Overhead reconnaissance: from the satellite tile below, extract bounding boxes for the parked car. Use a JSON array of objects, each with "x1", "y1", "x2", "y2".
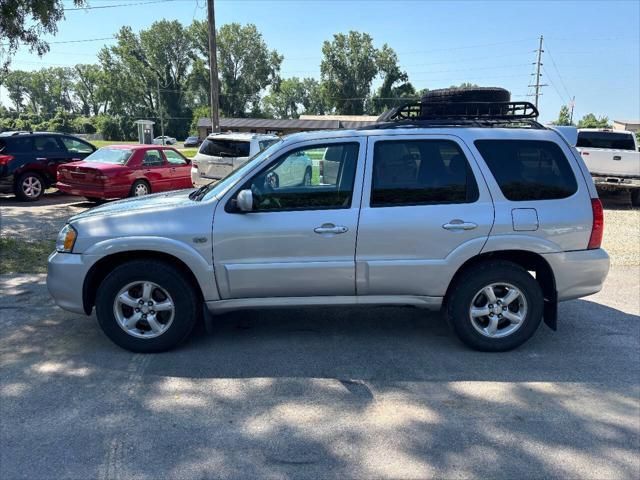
[
  {"x1": 153, "y1": 135, "x2": 177, "y2": 145},
  {"x1": 575, "y1": 128, "x2": 640, "y2": 206},
  {"x1": 56, "y1": 145, "x2": 192, "y2": 202},
  {"x1": 48, "y1": 89, "x2": 609, "y2": 354},
  {"x1": 0, "y1": 132, "x2": 96, "y2": 201},
  {"x1": 183, "y1": 136, "x2": 202, "y2": 148},
  {"x1": 191, "y1": 133, "x2": 279, "y2": 186}
]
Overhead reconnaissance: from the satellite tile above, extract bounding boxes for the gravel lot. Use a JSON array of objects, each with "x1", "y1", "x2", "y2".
[{"x1": 0, "y1": 188, "x2": 639, "y2": 479}]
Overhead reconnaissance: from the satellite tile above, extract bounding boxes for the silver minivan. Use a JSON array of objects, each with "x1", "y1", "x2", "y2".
[{"x1": 48, "y1": 94, "x2": 609, "y2": 353}]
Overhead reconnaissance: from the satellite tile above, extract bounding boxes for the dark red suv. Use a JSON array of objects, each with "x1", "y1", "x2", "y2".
[{"x1": 0, "y1": 132, "x2": 96, "y2": 201}]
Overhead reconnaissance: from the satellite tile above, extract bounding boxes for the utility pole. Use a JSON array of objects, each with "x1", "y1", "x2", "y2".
[
  {"x1": 156, "y1": 76, "x2": 165, "y2": 145},
  {"x1": 207, "y1": 0, "x2": 220, "y2": 134},
  {"x1": 528, "y1": 35, "x2": 548, "y2": 113}
]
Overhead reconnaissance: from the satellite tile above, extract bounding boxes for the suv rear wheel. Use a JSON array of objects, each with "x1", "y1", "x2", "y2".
[
  {"x1": 15, "y1": 171, "x2": 45, "y2": 201},
  {"x1": 631, "y1": 189, "x2": 640, "y2": 207},
  {"x1": 446, "y1": 261, "x2": 543, "y2": 351},
  {"x1": 95, "y1": 260, "x2": 199, "y2": 352}
]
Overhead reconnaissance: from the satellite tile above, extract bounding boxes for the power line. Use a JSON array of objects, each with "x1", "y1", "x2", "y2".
[
  {"x1": 544, "y1": 41, "x2": 572, "y2": 102},
  {"x1": 64, "y1": 0, "x2": 176, "y2": 11}
]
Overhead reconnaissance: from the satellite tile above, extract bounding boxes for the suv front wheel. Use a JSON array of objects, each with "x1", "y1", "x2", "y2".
[
  {"x1": 95, "y1": 260, "x2": 199, "y2": 352},
  {"x1": 446, "y1": 261, "x2": 543, "y2": 351}
]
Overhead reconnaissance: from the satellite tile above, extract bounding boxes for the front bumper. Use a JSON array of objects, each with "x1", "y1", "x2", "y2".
[
  {"x1": 542, "y1": 248, "x2": 610, "y2": 301},
  {"x1": 47, "y1": 251, "x2": 95, "y2": 315}
]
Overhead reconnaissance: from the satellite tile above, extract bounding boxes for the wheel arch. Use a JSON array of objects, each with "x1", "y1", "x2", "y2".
[
  {"x1": 444, "y1": 249, "x2": 558, "y2": 330},
  {"x1": 83, "y1": 250, "x2": 205, "y2": 315}
]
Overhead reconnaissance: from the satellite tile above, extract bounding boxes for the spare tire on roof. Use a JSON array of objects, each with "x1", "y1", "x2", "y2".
[{"x1": 421, "y1": 87, "x2": 510, "y2": 103}]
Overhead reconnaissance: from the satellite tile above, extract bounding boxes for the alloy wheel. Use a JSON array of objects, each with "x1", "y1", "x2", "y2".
[
  {"x1": 113, "y1": 281, "x2": 175, "y2": 339},
  {"x1": 469, "y1": 283, "x2": 527, "y2": 338}
]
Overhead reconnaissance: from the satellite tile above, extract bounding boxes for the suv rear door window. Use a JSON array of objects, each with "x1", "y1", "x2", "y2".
[
  {"x1": 371, "y1": 139, "x2": 479, "y2": 207},
  {"x1": 34, "y1": 136, "x2": 64, "y2": 153},
  {"x1": 475, "y1": 140, "x2": 577, "y2": 201},
  {"x1": 200, "y1": 138, "x2": 250, "y2": 157},
  {"x1": 576, "y1": 131, "x2": 636, "y2": 150}
]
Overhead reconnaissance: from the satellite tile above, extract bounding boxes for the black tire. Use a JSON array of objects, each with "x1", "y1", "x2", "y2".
[
  {"x1": 130, "y1": 179, "x2": 151, "y2": 197},
  {"x1": 95, "y1": 260, "x2": 199, "y2": 353},
  {"x1": 421, "y1": 87, "x2": 511, "y2": 104},
  {"x1": 631, "y1": 190, "x2": 640, "y2": 207},
  {"x1": 14, "y1": 171, "x2": 46, "y2": 201},
  {"x1": 445, "y1": 260, "x2": 543, "y2": 352}
]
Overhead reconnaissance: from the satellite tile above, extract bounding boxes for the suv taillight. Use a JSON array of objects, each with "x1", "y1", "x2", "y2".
[
  {"x1": 0, "y1": 154, "x2": 14, "y2": 165},
  {"x1": 588, "y1": 198, "x2": 604, "y2": 250}
]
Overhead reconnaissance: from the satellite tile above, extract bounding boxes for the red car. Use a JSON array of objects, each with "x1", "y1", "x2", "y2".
[{"x1": 56, "y1": 145, "x2": 193, "y2": 201}]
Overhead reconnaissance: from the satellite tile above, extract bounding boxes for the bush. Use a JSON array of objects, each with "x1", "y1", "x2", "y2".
[
  {"x1": 72, "y1": 116, "x2": 97, "y2": 134},
  {"x1": 96, "y1": 115, "x2": 124, "y2": 140}
]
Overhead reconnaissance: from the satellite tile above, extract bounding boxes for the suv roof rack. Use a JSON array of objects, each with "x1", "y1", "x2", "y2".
[{"x1": 370, "y1": 100, "x2": 544, "y2": 130}]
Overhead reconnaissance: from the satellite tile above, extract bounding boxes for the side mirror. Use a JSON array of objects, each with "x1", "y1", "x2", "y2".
[{"x1": 236, "y1": 189, "x2": 253, "y2": 212}]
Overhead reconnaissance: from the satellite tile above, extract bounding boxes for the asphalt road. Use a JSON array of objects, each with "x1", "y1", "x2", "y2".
[{"x1": 1, "y1": 266, "x2": 638, "y2": 479}]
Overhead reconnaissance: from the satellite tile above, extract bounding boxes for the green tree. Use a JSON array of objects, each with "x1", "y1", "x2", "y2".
[
  {"x1": 370, "y1": 44, "x2": 415, "y2": 114},
  {"x1": 263, "y1": 77, "x2": 306, "y2": 118},
  {"x1": 0, "y1": 1, "x2": 86, "y2": 70},
  {"x1": 301, "y1": 78, "x2": 330, "y2": 115},
  {"x1": 577, "y1": 113, "x2": 610, "y2": 129},
  {"x1": 3, "y1": 70, "x2": 31, "y2": 113},
  {"x1": 553, "y1": 105, "x2": 573, "y2": 126},
  {"x1": 190, "y1": 21, "x2": 283, "y2": 117},
  {"x1": 74, "y1": 64, "x2": 106, "y2": 116},
  {"x1": 103, "y1": 21, "x2": 194, "y2": 137},
  {"x1": 320, "y1": 31, "x2": 379, "y2": 115}
]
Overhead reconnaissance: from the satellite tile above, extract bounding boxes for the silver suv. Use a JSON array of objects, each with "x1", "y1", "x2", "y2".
[{"x1": 47, "y1": 97, "x2": 610, "y2": 353}]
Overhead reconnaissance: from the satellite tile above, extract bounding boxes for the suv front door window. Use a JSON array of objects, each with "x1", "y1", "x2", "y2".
[{"x1": 212, "y1": 140, "x2": 364, "y2": 299}]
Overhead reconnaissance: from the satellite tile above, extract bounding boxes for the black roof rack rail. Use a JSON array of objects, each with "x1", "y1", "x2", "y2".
[
  {"x1": 363, "y1": 117, "x2": 545, "y2": 130},
  {"x1": 372, "y1": 100, "x2": 543, "y2": 129}
]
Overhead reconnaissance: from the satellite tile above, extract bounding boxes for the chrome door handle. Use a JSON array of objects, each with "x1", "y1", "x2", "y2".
[
  {"x1": 443, "y1": 220, "x2": 478, "y2": 231},
  {"x1": 36, "y1": 157, "x2": 47, "y2": 161},
  {"x1": 314, "y1": 223, "x2": 348, "y2": 234}
]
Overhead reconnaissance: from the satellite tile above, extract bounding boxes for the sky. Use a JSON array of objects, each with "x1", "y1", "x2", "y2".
[{"x1": 2, "y1": 0, "x2": 639, "y2": 124}]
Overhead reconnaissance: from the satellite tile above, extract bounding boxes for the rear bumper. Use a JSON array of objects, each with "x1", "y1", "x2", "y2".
[
  {"x1": 592, "y1": 176, "x2": 640, "y2": 189},
  {"x1": 542, "y1": 248, "x2": 610, "y2": 301},
  {"x1": 56, "y1": 181, "x2": 128, "y2": 199},
  {"x1": 47, "y1": 251, "x2": 95, "y2": 315}
]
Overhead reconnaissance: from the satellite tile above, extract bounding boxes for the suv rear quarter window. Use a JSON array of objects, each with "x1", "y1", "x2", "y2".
[{"x1": 474, "y1": 140, "x2": 578, "y2": 201}]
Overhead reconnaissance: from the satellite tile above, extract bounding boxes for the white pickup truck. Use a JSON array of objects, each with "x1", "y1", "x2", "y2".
[{"x1": 575, "y1": 129, "x2": 640, "y2": 206}]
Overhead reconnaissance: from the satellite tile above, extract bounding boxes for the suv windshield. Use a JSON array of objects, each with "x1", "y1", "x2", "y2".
[
  {"x1": 577, "y1": 131, "x2": 636, "y2": 150},
  {"x1": 84, "y1": 148, "x2": 133, "y2": 165},
  {"x1": 199, "y1": 138, "x2": 251, "y2": 157}
]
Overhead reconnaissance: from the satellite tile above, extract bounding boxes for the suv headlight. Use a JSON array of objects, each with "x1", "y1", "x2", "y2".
[{"x1": 56, "y1": 224, "x2": 77, "y2": 253}]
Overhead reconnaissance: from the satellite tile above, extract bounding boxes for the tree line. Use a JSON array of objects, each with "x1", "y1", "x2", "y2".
[{"x1": 0, "y1": 22, "x2": 421, "y2": 140}]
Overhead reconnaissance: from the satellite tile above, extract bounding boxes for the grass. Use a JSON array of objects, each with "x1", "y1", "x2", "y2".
[
  {"x1": 0, "y1": 238, "x2": 56, "y2": 274},
  {"x1": 89, "y1": 140, "x2": 198, "y2": 158}
]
